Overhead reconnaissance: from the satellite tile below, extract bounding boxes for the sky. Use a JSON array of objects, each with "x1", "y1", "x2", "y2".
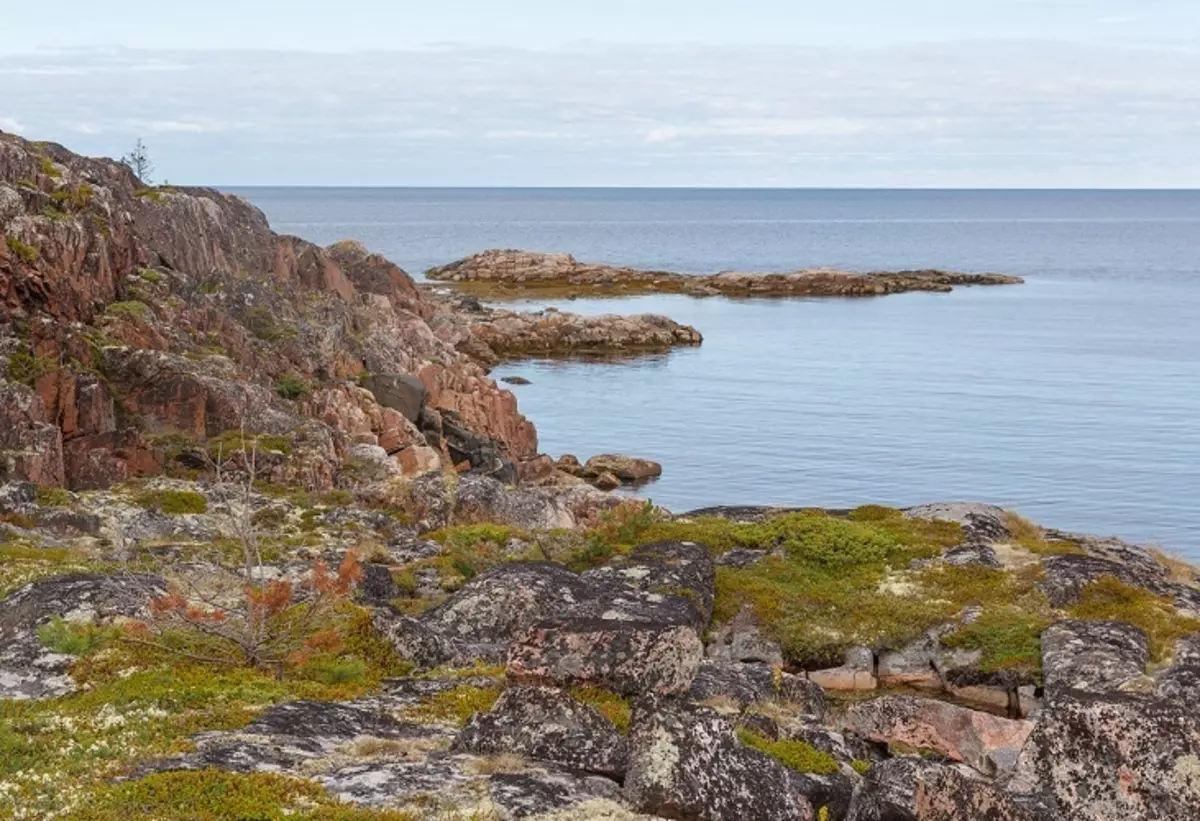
[{"x1": 2, "y1": 1, "x2": 1198, "y2": 186}]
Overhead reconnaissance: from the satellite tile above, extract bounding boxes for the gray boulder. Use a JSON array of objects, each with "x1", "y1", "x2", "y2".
[
  {"x1": 453, "y1": 685, "x2": 629, "y2": 778},
  {"x1": 904, "y1": 502, "x2": 1010, "y2": 543},
  {"x1": 1041, "y1": 620, "x2": 1150, "y2": 696},
  {"x1": 624, "y1": 695, "x2": 815, "y2": 821}
]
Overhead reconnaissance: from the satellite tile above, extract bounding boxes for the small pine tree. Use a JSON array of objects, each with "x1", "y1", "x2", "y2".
[{"x1": 121, "y1": 138, "x2": 154, "y2": 184}]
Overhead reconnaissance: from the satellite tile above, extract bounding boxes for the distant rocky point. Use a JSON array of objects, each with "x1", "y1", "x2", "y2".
[{"x1": 426, "y1": 249, "x2": 1025, "y2": 300}]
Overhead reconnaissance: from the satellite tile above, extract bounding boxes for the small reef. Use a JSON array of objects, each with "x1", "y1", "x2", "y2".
[{"x1": 426, "y1": 249, "x2": 1025, "y2": 301}]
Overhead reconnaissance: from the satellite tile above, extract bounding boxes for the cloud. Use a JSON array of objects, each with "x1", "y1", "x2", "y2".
[
  {"x1": 0, "y1": 116, "x2": 25, "y2": 132},
  {"x1": 0, "y1": 42, "x2": 1197, "y2": 186}
]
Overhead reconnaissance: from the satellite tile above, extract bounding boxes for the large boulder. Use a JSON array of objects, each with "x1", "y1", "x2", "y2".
[
  {"x1": 418, "y1": 562, "x2": 593, "y2": 663},
  {"x1": 904, "y1": 502, "x2": 1009, "y2": 543},
  {"x1": 1157, "y1": 635, "x2": 1200, "y2": 705},
  {"x1": 359, "y1": 373, "x2": 426, "y2": 422},
  {"x1": 846, "y1": 757, "x2": 1054, "y2": 821},
  {"x1": 507, "y1": 617, "x2": 703, "y2": 696},
  {"x1": 1040, "y1": 620, "x2": 1150, "y2": 696},
  {"x1": 582, "y1": 455, "x2": 662, "y2": 483},
  {"x1": 453, "y1": 685, "x2": 629, "y2": 778},
  {"x1": 840, "y1": 695, "x2": 1034, "y2": 777},
  {"x1": 624, "y1": 695, "x2": 815, "y2": 821},
  {"x1": 579, "y1": 540, "x2": 716, "y2": 631}
]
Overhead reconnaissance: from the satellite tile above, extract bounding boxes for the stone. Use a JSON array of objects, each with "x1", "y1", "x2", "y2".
[
  {"x1": 582, "y1": 454, "x2": 662, "y2": 483},
  {"x1": 623, "y1": 695, "x2": 815, "y2": 821},
  {"x1": 706, "y1": 605, "x2": 784, "y2": 665},
  {"x1": 357, "y1": 562, "x2": 400, "y2": 606},
  {"x1": 904, "y1": 502, "x2": 1011, "y2": 543},
  {"x1": 373, "y1": 610, "x2": 461, "y2": 670},
  {"x1": 846, "y1": 757, "x2": 1054, "y2": 821},
  {"x1": 687, "y1": 660, "x2": 778, "y2": 708},
  {"x1": 940, "y1": 542, "x2": 1001, "y2": 568},
  {"x1": 0, "y1": 480, "x2": 37, "y2": 514},
  {"x1": 419, "y1": 562, "x2": 593, "y2": 663},
  {"x1": 507, "y1": 617, "x2": 703, "y2": 696},
  {"x1": 486, "y1": 770, "x2": 625, "y2": 819},
  {"x1": 810, "y1": 646, "x2": 878, "y2": 692},
  {"x1": 1009, "y1": 689, "x2": 1200, "y2": 821},
  {"x1": 453, "y1": 685, "x2": 629, "y2": 778},
  {"x1": 1040, "y1": 620, "x2": 1150, "y2": 696},
  {"x1": 579, "y1": 540, "x2": 716, "y2": 632},
  {"x1": 1039, "y1": 553, "x2": 1200, "y2": 613},
  {"x1": 501, "y1": 376, "x2": 532, "y2": 385},
  {"x1": 592, "y1": 472, "x2": 621, "y2": 491},
  {"x1": 359, "y1": 373, "x2": 427, "y2": 423},
  {"x1": 840, "y1": 695, "x2": 1034, "y2": 776},
  {"x1": 1157, "y1": 635, "x2": 1200, "y2": 705}
]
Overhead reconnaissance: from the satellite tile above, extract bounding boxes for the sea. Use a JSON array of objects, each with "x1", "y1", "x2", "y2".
[{"x1": 230, "y1": 188, "x2": 1200, "y2": 559}]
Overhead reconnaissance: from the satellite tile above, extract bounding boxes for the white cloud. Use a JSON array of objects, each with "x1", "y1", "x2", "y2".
[
  {"x1": 0, "y1": 116, "x2": 25, "y2": 132},
  {"x1": 0, "y1": 42, "x2": 1197, "y2": 186}
]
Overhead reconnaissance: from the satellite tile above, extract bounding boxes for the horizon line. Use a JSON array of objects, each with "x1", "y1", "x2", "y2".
[{"x1": 216, "y1": 185, "x2": 1200, "y2": 192}]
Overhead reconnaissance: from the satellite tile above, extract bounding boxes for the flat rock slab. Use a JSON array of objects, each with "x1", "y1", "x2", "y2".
[
  {"x1": 1041, "y1": 620, "x2": 1150, "y2": 697},
  {"x1": 841, "y1": 695, "x2": 1033, "y2": 777},
  {"x1": 508, "y1": 617, "x2": 703, "y2": 696},
  {"x1": 846, "y1": 757, "x2": 1055, "y2": 821},
  {"x1": 904, "y1": 502, "x2": 1010, "y2": 543}
]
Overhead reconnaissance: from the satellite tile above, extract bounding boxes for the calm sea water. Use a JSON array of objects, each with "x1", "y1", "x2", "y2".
[{"x1": 232, "y1": 188, "x2": 1200, "y2": 558}]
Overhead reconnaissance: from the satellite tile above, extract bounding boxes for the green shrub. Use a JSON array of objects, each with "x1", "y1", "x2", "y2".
[
  {"x1": 36, "y1": 486, "x2": 74, "y2": 508},
  {"x1": 5, "y1": 350, "x2": 54, "y2": 385},
  {"x1": 37, "y1": 616, "x2": 116, "y2": 656},
  {"x1": 737, "y1": 729, "x2": 840, "y2": 774},
  {"x1": 50, "y1": 182, "x2": 93, "y2": 210},
  {"x1": 942, "y1": 607, "x2": 1050, "y2": 677},
  {"x1": 6, "y1": 235, "x2": 39, "y2": 264},
  {"x1": 134, "y1": 489, "x2": 208, "y2": 515},
  {"x1": 37, "y1": 156, "x2": 62, "y2": 179},
  {"x1": 41, "y1": 205, "x2": 70, "y2": 221},
  {"x1": 275, "y1": 374, "x2": 311, "y2": 400},
  {"x1": 300, "y1": 658, "x2": 367, "y2": 685},
  {"x1": 245, "y1": 306, "x2": 297, "y2": 342}
]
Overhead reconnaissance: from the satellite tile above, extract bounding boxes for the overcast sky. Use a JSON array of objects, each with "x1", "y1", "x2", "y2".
[{"x1": 2, "y1": 1, "x2": 1198, "y2": 186}]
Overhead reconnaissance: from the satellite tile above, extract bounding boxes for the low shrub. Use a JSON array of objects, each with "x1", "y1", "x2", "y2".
[
  {"x1": 134, "y1": 489, "x2": 208, "y2": 515},
  {"x1": 1068, "y1": 575, "x2": 1200, "y2": 661},
  {"x1": 105, "y1": 300, "x2": 150, "y2": 321},
  {"x1": 407, "y1": 683, "x2": 503, "y2": 727},
  {"x1": 276, "y1": 374, "x2": 311, "y2": 400},
  {"x1": 6, "y1": 234, "x2": 39, "y2": 264},
  {"x1": 737, "y1": 729, "x2": 840, "y2": 774}
]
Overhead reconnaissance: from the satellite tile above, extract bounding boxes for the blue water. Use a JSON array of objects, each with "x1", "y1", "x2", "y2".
[{"x1": 233, "y1": 188, "x2": 1200, "y2": 558}]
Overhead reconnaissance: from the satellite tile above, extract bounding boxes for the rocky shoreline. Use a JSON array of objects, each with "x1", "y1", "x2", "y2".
[
  {"x1": 2, "y1": 131, "x2": 1197, "y2": 821},
  {"x1": 426, "y1": 249, "x2": 1025, "y2": 300}
]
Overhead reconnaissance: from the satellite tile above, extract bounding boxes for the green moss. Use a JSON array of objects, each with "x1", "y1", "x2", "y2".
[
  {"x1": 134, "y1": 187, "x2": 166, "y2": 203},
  {"x1": 943, "y1": 607, "x2": 1050, "y2": 677},
  {"x1": 692, "y1": 509, "x2": 976, "y2": 666},
  {"x1": 37, "y1": 486, "x2": 74, "y2": 508},
  {"x1": 65, "y1": 769, "x2": 419, "y2": 820},
  {"x1": 6, "y1": 234, "x2": 40, "y2": 264},
  {"x1": 50, "y1": 182, "x2": 93, "y2": 210},
  {"x1": 276, "y1": 374, "x2": 312, "y2": 400},
  {"x1": 319, "y1": 489, "x2": 355, "y2": 507},
  {"x1": 206, "y1": 430, "x2": 295, "y2": 459},
  {"x1": 134, "y1": 489, "x2": 208, "y2": 515},
  {"x1": 137, "y1": 267, "x2": 162, "y2": 283},
  {"x1": 571, "y1": 686, "x2": 632, "y2": 733},
  {"x1": 198, "y1": 280, "x2": 224, "y2": 294},
  {"x1": 105, "y1": 300, "x2": 150, "y2": 321},
  {"x1": 851, "y1": 759, "x2": 873, "y2": 775},
  {"x1": 245, "y1": 306, "x2": 298, "y2": 342},
  {"x1": 41, "y1": 205, "x2": 71, "y2": 221},
  {"x1": 737, "y1": 729, "x2": 840, "y2": 774},
  {"x1": 407, "y1": 683, "x2": 502, "y2": 727},
  {"x1": 1068, "y1": 575, "x2": 1200, "y2": 662}
]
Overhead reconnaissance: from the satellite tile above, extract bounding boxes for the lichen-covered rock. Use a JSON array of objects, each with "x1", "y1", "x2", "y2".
[
  {"x1": 1040, "y1": 553, "x2": 1200, "y2": 614},
  {"x1": 809, "y1": 646, "x2": 878, "y2": 692},
  {"x1": 0, "y1": 572, "x2": 161, "y2": 699},
  {"x1": 1157, "y1": 635, "x2": 1200, "y2": 705},
  {"x1": 840, "y1": 695, "x2": 1033, "y2": 776},
  {"x1": 579, "y1": 540, "x2": 716, "y2": 631},
  {"x1": 507, "y1": 617, "x2": 703, "y2": 696},
  {"x1": 487, "y1": 770, "x2": 625, "y2": 819},
  {"x1": 453, "y1": 685, "x2": 629, "y2": 778},
  {"x1": 420, "y1": 562, "x2": 593, "y2": 662},
  {"x1": 904, "y1": 502, "x2": 1010, "y2": 543},
  {"x1": 687, "y1": 661, "x2": 779, "y2": 708},
  {"x1": 1040, "y1": 620, "x2": 1150, "y2": 696},
  {"x1": 846, "y1": 757, "x2": 1054, "y2": 821},
  {"x1": 877, "y1": 627, "x2": 983, "y2": 691},
  {"x1": 624, "y1": 695, "x2": 814, "y2": 821},
  {"x1": 373, "y1": 610, "x2": 461, "y2": 670},
  {"x1": 1009, "y1": 689, "x2": 1200, "y2": 821}
]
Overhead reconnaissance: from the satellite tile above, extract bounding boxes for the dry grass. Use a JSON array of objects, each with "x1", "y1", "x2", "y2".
[
  {"x1": 1004, "y1": 512, "x2": 1085, "y2": 555},
  {"x1": 1149, "y1": 547, "x2": 1199, "y2": 586},
  {"x1": 464, "y1": 753, "x2": 526, "y2": 775}
]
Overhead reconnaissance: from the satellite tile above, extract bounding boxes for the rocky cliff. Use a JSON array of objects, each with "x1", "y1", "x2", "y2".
[{"x1": 0, "y1": 131, "x2": 541, "y2": 491}]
